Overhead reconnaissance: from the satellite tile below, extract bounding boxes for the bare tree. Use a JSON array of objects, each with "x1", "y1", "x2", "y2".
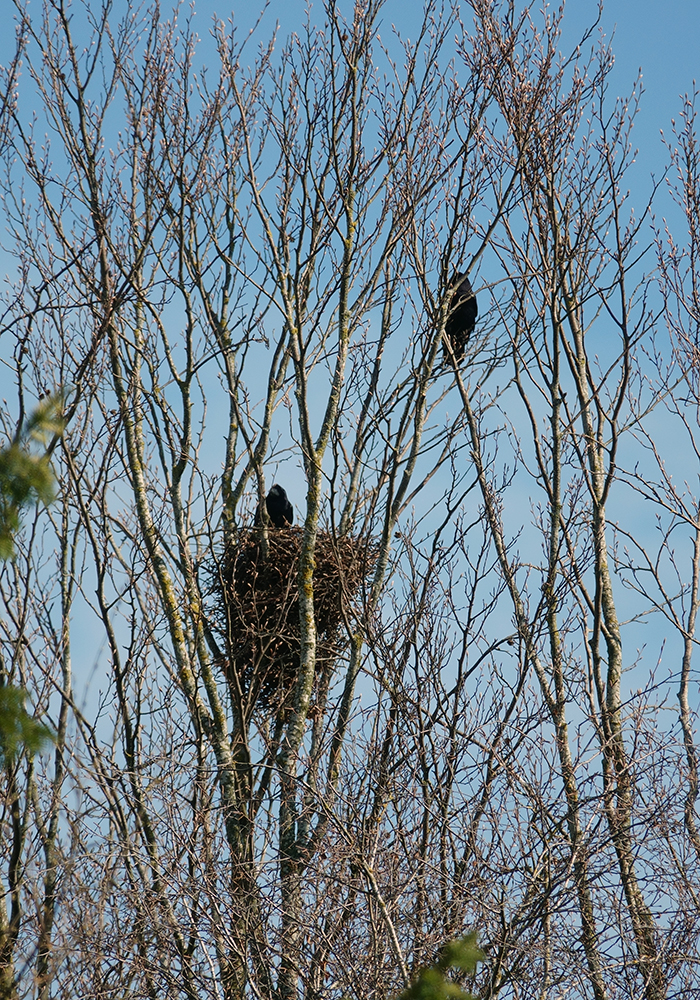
[{"x1": 1, "y1": 2, "x2": 699, "y2": 1000}]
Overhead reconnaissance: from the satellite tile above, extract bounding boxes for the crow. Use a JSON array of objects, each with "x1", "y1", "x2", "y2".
[
  {"x1": 444, "y1": 272, "x2": 478, "y2": 364},
  {"x1": 263, "y1": 484, "x2": 294, "y2": 527}
]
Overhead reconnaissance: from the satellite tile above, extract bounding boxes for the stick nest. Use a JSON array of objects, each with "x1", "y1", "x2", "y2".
[{"x1": 211, "y1": 527, "x2": 375, "y2": 713}]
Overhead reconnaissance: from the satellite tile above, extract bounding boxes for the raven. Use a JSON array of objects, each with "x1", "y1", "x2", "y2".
[
  {"x1": 444, "y1": 272, "x2": 478, "y2": 364},
  {"x1": 264, "y1": 484, "x2": 294, "y2": 527}
]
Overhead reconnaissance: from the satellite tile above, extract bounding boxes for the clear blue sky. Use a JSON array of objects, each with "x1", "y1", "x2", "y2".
[
  {"x1": 4, "y1": 0, "x2": 696, "y2": 190},
  {"x1": 199, "y1": 0, "x2": 698, "y2": 189},
  {"x1": 564, "y1": 0, "x2": 699, "y2": 179}
]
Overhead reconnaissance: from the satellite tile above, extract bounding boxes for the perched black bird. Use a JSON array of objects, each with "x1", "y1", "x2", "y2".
[
  {"x1": 263, "y1": 484, "x2": 294, "y2": 528},
  {"x1": 444, "y1": 272, "x2": 478, "y2": 364}
]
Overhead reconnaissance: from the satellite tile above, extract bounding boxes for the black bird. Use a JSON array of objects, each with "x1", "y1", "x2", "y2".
[
  {"x1": 264, "y1": 484, "x2": 294, "y2": 527},
  {"x1": 444, "y1": 272, "x2": 478, "y2": 364}
]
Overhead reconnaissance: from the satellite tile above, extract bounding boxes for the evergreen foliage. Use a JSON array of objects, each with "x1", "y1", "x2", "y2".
[
  {"x1": 0, "y1": 395, "x2": 63, "y2": 559},
  {"x1": 0, "y1": 396, "x2": 62, "y2": 760},
  {"x1": 0, "y1": 684, "x2": 54, "y2": 763},
  {"x1": 395, "y1": 936, "x2": 484, "y2": 1000}
]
